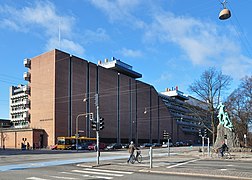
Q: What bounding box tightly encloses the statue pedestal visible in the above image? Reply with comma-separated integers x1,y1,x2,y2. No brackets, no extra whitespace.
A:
214,124,239,149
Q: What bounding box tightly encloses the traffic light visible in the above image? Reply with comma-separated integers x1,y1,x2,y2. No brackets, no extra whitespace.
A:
204,129,207,137
89,113,93,121
99,117,104,130
224,134,227,139
91,120,97,131
199,129,202,137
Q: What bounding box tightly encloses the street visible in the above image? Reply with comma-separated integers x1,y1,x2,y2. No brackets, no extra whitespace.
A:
1,147,252,179
0,163,227,180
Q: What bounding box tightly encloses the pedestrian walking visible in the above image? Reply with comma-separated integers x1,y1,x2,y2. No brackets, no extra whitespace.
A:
220,141,228,157
127,141,136,163
27,142,30,150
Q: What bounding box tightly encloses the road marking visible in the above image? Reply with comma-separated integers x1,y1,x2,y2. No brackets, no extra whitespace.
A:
166,159,198,169
220,168,227,171
26,177,49,180
49,175,78,179
0,155,129,172
72,169,123,176
83,168,133,174
227,164,234,167
60,171,113,179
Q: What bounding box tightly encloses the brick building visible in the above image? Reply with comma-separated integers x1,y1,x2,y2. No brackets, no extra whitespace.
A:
4,49,209,148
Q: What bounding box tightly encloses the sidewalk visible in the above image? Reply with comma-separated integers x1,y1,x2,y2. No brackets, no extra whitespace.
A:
77,150,252,180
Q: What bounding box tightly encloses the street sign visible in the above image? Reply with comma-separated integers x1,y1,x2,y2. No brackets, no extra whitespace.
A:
163,131,170,139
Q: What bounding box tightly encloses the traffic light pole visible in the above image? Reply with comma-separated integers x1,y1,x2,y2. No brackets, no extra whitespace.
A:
95,94,100,165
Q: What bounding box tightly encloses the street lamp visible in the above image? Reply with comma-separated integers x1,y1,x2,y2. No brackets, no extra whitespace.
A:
219,0,231,20
75,113,93,150
144,107,147,114
83,93,88,102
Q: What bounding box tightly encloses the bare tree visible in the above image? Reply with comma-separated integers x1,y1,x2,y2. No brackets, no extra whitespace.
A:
226,75,252,146
189,67,232,144
241,76,252,116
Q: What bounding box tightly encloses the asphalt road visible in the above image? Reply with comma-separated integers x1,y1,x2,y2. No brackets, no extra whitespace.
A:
1,147,252,180
0,164,225,180
2,160,250,180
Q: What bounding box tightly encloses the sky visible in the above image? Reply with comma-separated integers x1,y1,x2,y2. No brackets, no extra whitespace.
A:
0,0,251,119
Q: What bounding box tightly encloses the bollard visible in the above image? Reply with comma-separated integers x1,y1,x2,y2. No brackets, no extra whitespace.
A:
207,137,210,157
149,146,153,169
168,139,170,156
202,136,204,156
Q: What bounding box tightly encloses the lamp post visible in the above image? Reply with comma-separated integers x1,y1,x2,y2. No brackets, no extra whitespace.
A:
75,113,93,150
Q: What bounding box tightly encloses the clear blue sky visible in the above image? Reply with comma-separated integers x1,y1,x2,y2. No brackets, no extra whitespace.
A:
0,0,251,119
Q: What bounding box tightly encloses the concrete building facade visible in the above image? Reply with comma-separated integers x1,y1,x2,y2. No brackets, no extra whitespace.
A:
9,84,30,128
159,89,211,144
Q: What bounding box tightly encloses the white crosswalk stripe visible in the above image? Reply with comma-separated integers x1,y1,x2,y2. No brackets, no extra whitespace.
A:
26,168,134,180
83,168,134,174
26,177,50,180
72,169,124,176
60,171,113,179
48,175,78,179
27,167,134,180
70,168,134,179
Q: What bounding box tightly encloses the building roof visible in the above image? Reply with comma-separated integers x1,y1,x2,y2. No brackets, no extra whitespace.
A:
98,57,142,78
159,88,189,101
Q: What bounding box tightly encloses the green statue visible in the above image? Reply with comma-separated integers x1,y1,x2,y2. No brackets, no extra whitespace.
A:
217,103,233,131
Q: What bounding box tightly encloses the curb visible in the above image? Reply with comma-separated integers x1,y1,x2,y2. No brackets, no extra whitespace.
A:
77,163,111,168
139,169,252,180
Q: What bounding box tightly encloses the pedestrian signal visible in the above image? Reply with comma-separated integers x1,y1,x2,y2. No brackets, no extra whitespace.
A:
99,117,104,130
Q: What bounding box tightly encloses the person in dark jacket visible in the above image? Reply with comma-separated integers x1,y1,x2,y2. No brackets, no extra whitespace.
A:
220,141,228,157
127,141,136,163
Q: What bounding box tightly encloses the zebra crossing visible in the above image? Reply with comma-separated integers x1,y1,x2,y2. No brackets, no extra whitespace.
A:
26,168,134,180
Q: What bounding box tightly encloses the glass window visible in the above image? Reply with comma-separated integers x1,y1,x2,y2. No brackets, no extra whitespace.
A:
57,139,65,145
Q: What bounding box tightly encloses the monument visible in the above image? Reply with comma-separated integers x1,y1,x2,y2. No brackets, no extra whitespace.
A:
214,103,240,148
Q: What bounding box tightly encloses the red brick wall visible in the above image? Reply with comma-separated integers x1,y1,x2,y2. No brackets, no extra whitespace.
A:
119,73,132,142
99,66,118,141
2,129,44,149
30,50,56,146
22,50,185,146
55,50,71,141
136,81,151,142
150,87,159,142
71,56,88,137
88,63,98,138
